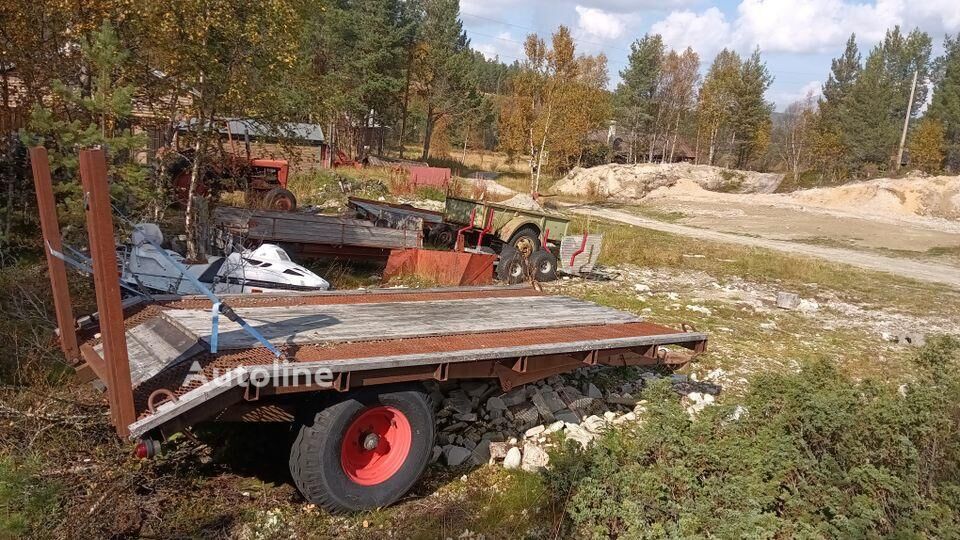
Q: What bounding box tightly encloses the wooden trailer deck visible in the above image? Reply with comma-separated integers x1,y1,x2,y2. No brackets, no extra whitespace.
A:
84,285,706,439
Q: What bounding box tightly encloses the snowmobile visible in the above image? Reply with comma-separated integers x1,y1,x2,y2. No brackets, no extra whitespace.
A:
119,224,330,295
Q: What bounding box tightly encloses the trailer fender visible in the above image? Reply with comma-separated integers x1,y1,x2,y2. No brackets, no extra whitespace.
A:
498,217,540,244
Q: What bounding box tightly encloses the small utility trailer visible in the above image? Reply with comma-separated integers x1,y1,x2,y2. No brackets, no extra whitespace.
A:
349,196,603,284
30,148,707,512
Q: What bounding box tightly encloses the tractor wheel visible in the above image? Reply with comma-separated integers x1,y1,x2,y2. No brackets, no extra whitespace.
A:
428,225,456,248
263,188,297,212
508,228,540,258
289,384,435,513
496,245,529,284
528,249,558,282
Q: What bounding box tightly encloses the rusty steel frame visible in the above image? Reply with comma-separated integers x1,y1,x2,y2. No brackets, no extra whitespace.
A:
78,149,136,437
151,343,700,434
29,147,80,364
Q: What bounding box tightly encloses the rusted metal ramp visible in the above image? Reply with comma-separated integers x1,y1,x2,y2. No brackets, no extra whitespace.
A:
103,285,706,439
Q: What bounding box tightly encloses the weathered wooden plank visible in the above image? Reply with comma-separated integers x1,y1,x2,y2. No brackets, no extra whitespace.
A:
96,316,206,387
162,295,641,350
214,206,420,249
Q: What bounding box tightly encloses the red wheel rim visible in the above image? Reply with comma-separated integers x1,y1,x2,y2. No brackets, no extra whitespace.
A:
340,406,412,486
273,196,293,211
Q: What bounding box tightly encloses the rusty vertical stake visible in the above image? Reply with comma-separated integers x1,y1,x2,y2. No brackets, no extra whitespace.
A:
78,149,135,438
28,147,80,363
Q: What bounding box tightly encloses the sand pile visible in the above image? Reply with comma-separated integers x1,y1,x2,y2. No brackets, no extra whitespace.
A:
784,176,960,220
499,193,545,211
553,163,784,199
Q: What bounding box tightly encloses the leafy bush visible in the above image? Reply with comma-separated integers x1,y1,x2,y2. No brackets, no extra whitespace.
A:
546,339,960,538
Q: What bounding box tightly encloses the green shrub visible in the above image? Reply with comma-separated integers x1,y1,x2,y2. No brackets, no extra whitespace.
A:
415,186,446,201
546,338,960,538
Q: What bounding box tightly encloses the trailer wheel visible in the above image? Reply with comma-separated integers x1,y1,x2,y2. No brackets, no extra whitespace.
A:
263,188,297,211
428,225,456,248
529,250,558,282
289,385,435,513
496,245,529,284
508,227,540,257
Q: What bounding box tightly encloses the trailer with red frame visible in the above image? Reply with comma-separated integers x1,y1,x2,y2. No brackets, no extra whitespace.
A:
29,147,707,513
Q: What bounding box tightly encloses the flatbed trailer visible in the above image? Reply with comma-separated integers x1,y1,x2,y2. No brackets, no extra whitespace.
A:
30,148,708,512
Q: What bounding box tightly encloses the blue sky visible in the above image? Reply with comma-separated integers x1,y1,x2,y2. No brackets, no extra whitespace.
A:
461,0,960,110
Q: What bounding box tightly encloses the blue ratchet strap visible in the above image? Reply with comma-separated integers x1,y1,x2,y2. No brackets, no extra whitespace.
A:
210,302,221,353
137,235,283,359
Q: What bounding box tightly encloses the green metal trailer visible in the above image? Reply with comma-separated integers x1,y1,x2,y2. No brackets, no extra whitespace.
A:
440,196,571,283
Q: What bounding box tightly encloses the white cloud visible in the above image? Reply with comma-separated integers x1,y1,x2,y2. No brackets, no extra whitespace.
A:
474,31,525,62
575,5,627,40
774,80,823,108
652,0,960,58
650,8,732,59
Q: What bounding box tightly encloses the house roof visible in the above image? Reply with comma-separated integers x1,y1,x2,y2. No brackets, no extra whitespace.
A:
178,118,325,143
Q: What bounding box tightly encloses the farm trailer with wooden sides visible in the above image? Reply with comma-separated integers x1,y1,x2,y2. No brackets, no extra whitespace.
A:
213,205,422,261
30,147,708,512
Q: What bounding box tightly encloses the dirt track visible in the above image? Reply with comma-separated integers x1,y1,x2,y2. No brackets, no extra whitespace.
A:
571,205,960,290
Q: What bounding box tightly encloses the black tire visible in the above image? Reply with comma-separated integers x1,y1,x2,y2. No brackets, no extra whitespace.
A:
289,384,435,513
508,227,540,257
528,249,558,282
427,225,456,248
496,245,529,284
263,187,297,211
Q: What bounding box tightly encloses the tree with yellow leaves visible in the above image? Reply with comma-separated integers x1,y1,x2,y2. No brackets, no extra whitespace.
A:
497,26,609,192
139,0,310,258
908,117,946,173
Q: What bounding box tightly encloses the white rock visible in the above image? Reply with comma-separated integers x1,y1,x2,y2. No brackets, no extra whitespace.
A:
603,411,617,421
503,447,522,469
563,423,595,448
776,292,801,310
544,420,565,434
728,405,748,421
686,304,712,316
633,283,651,292
524,425,546,438
798,299,819,313
521,443,550,472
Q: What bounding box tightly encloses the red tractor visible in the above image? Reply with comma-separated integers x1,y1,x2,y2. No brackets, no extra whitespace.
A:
166,127,299,212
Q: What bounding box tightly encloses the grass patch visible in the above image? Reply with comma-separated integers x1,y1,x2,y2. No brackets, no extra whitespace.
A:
0,458,62,538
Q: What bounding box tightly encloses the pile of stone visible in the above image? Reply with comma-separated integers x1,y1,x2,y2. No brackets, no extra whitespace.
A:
427,367,717,472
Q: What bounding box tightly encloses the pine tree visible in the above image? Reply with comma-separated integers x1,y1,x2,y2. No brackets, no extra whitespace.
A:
414,0,478,160
732,48,774,168
22,21,149,233
845,26,932,175
820,34,861,127
928,35,960,171
614,35,664,162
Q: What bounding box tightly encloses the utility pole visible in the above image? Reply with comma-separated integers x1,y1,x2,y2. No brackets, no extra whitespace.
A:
896,69,918,171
